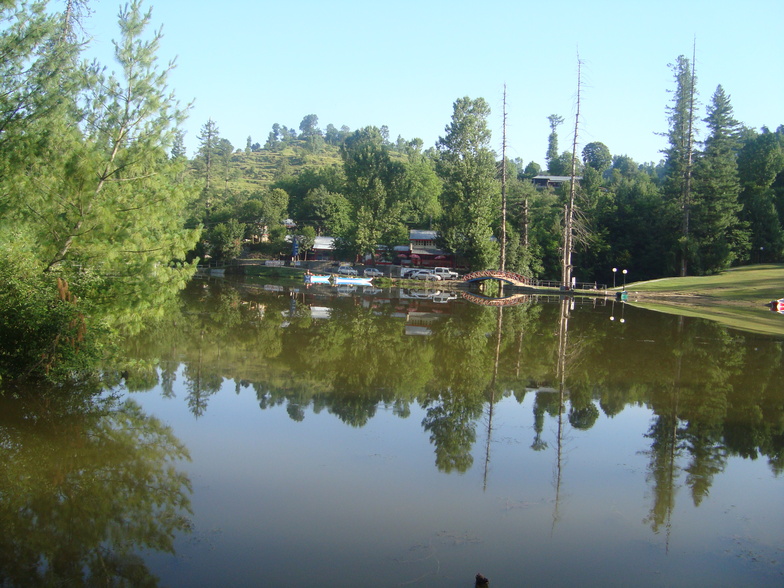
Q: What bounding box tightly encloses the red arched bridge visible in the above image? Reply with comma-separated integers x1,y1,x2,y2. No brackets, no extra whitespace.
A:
462,270,535,287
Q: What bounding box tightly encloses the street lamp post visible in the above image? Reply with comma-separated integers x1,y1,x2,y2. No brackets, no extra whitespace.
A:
612,267,617,289
622,269,628,291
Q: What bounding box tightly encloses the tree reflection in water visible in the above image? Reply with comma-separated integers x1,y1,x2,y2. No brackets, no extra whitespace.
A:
119,280,784,522
0,390,192,586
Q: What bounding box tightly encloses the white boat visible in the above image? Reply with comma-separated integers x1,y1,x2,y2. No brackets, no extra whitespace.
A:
304,274,330,284
333,276,373,286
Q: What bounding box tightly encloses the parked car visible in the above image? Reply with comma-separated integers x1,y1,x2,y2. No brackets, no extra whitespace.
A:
432,266,459,280
363,267,384,278
411,270,441,281
337,266,358,276
402,268,432,279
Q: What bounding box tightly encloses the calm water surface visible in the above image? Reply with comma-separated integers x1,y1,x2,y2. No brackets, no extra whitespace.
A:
2,278,783,587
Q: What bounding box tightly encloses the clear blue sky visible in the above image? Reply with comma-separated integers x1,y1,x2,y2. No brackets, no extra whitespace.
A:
82,0,783,166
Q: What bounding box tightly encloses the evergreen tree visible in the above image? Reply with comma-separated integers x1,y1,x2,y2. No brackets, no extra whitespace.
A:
0,0,200,381
215,137,234,191
0,1,80,174
197,118,220,193
505,175,545,276
171,130,187,160
548,150,579,177
691,85,749,272
546,114,564,173
600,169,674,280
435,97,499,270
264,124,281,151
661,54,698,275
737,129,784,261
9,1,199,277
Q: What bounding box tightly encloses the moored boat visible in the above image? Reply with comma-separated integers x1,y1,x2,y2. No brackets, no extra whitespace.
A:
333,276,373,286
304,273,331,284
767,298,784,313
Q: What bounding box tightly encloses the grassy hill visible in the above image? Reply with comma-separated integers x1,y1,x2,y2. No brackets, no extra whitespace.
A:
203,138,417,195
624,264,784,336
220,143,344,194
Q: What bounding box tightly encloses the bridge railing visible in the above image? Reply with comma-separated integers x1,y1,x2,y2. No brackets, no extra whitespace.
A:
462,270,534,285
536,280,608,290
463,271,606,290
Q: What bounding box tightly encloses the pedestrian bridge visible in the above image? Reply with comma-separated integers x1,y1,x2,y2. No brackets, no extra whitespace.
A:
462,269,535,287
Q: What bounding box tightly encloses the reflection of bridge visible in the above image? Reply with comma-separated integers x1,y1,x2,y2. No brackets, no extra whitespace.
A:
462,270,535,287
460,292,533,307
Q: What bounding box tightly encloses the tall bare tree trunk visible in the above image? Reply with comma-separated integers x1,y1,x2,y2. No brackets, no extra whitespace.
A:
680,40,697,277
500,85,508,271
562,55,582,289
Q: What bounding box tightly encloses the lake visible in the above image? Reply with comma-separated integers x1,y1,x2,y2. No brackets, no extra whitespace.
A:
1,277,783,587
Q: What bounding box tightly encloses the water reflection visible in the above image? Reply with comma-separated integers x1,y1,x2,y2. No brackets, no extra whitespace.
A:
120,277,784,564
122,280,784,480
0,391,192,586
5,278,784,585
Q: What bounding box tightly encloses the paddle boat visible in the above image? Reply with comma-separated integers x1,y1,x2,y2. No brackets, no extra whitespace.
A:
768,298,784,313
304,272,374,287
333,276,373,286
304,273,330,284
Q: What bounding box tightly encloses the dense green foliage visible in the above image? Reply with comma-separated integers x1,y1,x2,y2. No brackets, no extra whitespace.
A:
435,97,500,269
0,1,200,384
189,55,783,285
337,126,409,259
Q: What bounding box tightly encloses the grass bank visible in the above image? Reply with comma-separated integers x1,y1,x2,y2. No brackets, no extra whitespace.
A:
621,264,784,336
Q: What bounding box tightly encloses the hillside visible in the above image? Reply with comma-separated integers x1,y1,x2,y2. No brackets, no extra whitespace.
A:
195,137,420,195
221,144,344,194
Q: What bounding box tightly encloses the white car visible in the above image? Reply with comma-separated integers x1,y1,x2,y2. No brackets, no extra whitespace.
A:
337,266,358,276
363,268,384,278
411,270,441,281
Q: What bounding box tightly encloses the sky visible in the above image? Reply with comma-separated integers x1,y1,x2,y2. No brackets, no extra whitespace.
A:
80,0,783,166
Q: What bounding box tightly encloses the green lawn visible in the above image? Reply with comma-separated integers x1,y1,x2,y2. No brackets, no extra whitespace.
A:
624,264,784,300
622,264,784,336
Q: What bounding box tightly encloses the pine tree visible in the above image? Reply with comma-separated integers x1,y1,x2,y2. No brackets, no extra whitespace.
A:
197,118,220,194
0,1,201,380
171,130,187,159
546,114,564,173
691,85,749,272
435,97,499,270
662,53,698,275
737,129,784,261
